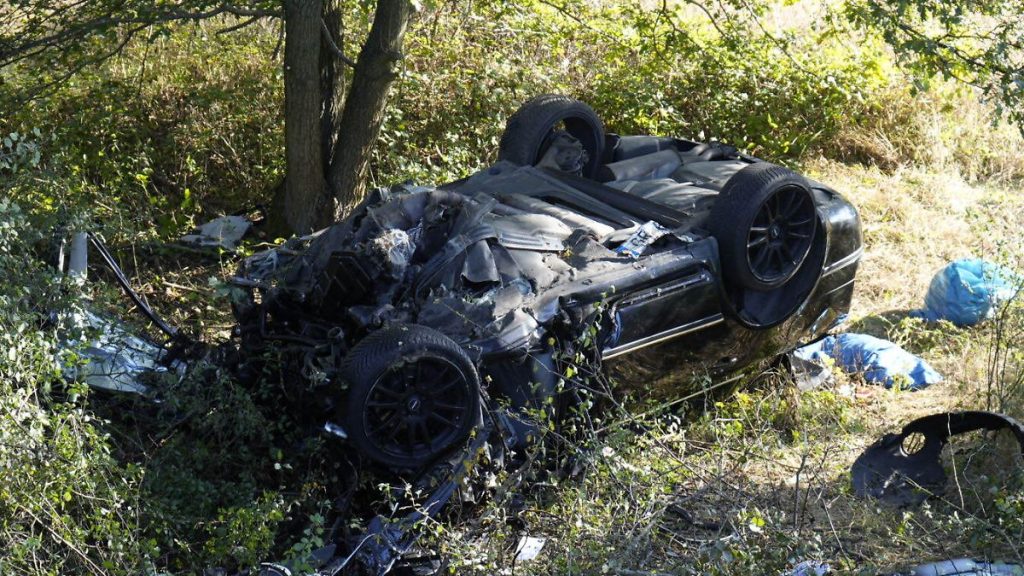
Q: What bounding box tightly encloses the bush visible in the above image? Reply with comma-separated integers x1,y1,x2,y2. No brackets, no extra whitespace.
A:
0,199,154,574
1,25,283,243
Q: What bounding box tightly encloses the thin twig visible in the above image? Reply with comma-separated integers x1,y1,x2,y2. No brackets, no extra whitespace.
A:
321,18,356,67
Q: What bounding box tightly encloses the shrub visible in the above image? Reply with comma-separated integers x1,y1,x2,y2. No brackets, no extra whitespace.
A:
0,199,153,574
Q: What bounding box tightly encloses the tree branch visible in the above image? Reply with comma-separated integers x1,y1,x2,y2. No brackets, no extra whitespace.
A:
217,15,265,35
14,23,149,106
321,18,356,67
1,2,281,67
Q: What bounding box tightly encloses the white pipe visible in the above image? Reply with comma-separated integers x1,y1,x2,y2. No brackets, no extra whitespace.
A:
68,232,88,284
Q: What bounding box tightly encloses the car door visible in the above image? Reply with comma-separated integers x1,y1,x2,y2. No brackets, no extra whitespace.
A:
599,249,750,395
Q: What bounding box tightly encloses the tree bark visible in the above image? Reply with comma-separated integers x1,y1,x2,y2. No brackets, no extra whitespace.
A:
281,0,329,234
327,0,413,219
320,0,346,168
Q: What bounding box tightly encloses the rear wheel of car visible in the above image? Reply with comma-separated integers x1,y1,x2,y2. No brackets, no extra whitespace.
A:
498,94,605,179
340,324,481,470
708,162,818,291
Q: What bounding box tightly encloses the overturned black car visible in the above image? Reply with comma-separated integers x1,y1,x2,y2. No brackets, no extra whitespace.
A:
230,95,863,471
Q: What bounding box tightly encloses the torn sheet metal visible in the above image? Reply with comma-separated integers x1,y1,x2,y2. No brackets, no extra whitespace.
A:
785,560,830,576
851,411,1024,507
899,559,1024,576
62,311,186,395
52,231,186,395
180,215,252,249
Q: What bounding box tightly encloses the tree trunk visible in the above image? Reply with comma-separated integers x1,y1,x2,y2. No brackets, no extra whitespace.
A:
327,0,413,219
281,0,329,234
320,0,346,168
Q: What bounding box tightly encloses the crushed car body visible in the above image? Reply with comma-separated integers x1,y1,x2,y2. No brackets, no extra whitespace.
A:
229,95,863,472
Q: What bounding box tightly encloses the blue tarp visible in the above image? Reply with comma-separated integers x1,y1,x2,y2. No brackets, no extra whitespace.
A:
794,333,942,390
912,258,1017,326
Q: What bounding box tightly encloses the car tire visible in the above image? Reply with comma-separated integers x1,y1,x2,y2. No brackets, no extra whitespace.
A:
339,323,481,470
708,162,818,291
499,94,605,179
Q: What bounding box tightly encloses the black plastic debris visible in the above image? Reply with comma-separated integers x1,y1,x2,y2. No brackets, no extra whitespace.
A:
851,411,1024,507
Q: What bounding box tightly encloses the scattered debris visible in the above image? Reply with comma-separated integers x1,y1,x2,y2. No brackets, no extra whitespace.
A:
614,219,672,258
65,231,89,283
794,333,941,390
54,229,188,395
787,353,835,391
86,232,181,338
897,558,1024,576
289,417,499,576
180,214,253,249
912,258,1018,326
785,560,830,576
62,310,186,395
851,411,1024,507
513,536,546,563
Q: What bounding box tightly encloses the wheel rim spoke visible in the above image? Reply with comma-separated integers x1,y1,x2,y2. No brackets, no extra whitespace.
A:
374,411,404,440
364,357,472,462
746,185,817,282
375,386,403,399
405,425,416,451
429,412,457,427
434,379,460,394
779,242,794,265
416,421,431,447
780,190,800,218
752,245,770,270
769,246,782,272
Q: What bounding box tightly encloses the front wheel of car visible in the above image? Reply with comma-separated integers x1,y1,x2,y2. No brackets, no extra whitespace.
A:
708,162,819,292
339,324,482,470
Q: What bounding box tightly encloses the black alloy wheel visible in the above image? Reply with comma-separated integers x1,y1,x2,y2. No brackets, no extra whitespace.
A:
708,162,820,291
361,355,475,465
745,184,816,285
341,323,481,470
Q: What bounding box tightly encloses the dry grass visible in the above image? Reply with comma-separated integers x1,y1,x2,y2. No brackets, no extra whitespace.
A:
828,83,1024,184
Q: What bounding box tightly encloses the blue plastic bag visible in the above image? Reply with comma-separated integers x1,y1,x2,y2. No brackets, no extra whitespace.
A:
913,259,1017,326
794,333,942,390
